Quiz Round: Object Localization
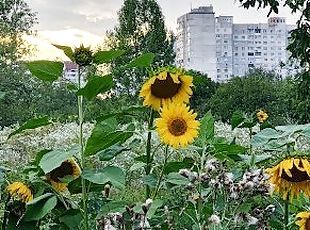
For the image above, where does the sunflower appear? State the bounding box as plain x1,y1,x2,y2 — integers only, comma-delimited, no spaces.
7,182,33,203
257,109,268,123
296,211,310,230
139,69,193,110
155,103,199,148
266,158,310,200
47,159,81,192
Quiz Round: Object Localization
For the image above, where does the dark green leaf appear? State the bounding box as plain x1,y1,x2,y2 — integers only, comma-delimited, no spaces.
197,111,214,146
93,50,125,64
67,177,104,194
84,119,134,156
98,144,130,161
59,209,82,229
33,149,52,166
26,61,64,82
0,91,5,100
39,148,78,174
142,174,157,188
128,53,155,67
52,44,74,61
231,111,245,130
214,143,248,155
24,194,57,221
166,173,190,185
163,157,194,174
82,166,125,189
147,199,163,218
77,75,113,100
8,116,51,139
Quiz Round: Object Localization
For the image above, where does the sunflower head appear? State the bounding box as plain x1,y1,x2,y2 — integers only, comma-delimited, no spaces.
257,109,268,123
296,211,310,230
47,159,81,192
6,182,33,203
266,158,310,200
73,44,93,66
155,103,200,148
139,68,194,110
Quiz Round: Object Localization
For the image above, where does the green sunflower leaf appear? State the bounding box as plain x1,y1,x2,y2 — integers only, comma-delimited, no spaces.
52,44,74,61
24,194,57,221
26,60,64,82
93,50,125,64
77,74,113,100
8,116,52,139
128,52,155,67
82,166,125,189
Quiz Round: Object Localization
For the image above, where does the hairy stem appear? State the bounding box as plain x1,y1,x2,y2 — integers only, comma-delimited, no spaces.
145,109,154,198
153,145,169,199
249,127,255,167
78,66,89,230
284,195,289,230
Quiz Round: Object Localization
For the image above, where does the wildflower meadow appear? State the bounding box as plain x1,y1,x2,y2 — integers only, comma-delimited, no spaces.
1,0,310,230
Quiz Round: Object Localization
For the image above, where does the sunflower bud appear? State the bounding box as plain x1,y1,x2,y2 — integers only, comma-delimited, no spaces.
73,44,93,66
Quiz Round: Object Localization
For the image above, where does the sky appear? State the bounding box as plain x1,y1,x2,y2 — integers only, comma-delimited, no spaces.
24,0,300,60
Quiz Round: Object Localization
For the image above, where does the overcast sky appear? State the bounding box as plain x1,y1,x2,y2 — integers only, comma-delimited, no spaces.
24,0,300,60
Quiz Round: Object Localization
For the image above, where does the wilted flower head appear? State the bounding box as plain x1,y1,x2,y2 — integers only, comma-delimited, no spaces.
209,214,221,225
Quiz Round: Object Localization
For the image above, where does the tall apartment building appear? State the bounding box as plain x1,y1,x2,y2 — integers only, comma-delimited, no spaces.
176,6,297,82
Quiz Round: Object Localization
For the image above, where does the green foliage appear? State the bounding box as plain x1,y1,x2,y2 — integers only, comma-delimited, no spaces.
84,118,134,156
0,0,37,67
8,116,51,139
239,0,310,124
210,69,295,124
77,74,113,100
106,0,175,97
52,44,74,61
39,148,78,174
82,166,125,189
26,61,64,82
92,50,125,64
24,194,57,221
189,70,218,115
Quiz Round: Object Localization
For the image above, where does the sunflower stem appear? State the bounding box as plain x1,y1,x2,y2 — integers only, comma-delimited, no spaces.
249,127,255,167
77,66,89,230
153,145,169,199
284,196,289,230
145,109,154,198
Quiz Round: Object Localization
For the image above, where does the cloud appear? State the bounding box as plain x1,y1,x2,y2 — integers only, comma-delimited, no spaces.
25,29,103,61
25,0,121,35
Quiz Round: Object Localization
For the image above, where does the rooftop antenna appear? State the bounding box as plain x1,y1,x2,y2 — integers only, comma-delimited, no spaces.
190,2,192,11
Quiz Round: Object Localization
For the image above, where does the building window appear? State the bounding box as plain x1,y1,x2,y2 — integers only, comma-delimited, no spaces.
248,63,255,68
235,53,238,56
248,52,254,56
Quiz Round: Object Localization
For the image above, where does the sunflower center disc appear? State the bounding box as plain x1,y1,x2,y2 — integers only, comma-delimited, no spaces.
306,218,310,230
49,161,74,182
150,74,182,99
281,164,310,182
169,118,187,136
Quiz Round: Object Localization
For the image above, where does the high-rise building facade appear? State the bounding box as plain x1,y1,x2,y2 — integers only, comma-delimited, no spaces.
176,6,297,82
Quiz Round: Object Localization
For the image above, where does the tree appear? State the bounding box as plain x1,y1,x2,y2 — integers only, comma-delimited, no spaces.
106,0,175,98
0,0,37,68
188,70,218,116
209,69,295,125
